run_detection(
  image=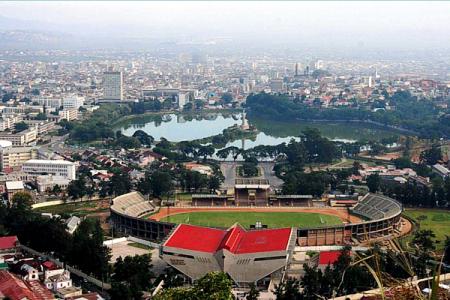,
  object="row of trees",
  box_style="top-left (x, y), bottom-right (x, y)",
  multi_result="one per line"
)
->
top-left (136, 165), bottom-right (224, 198)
